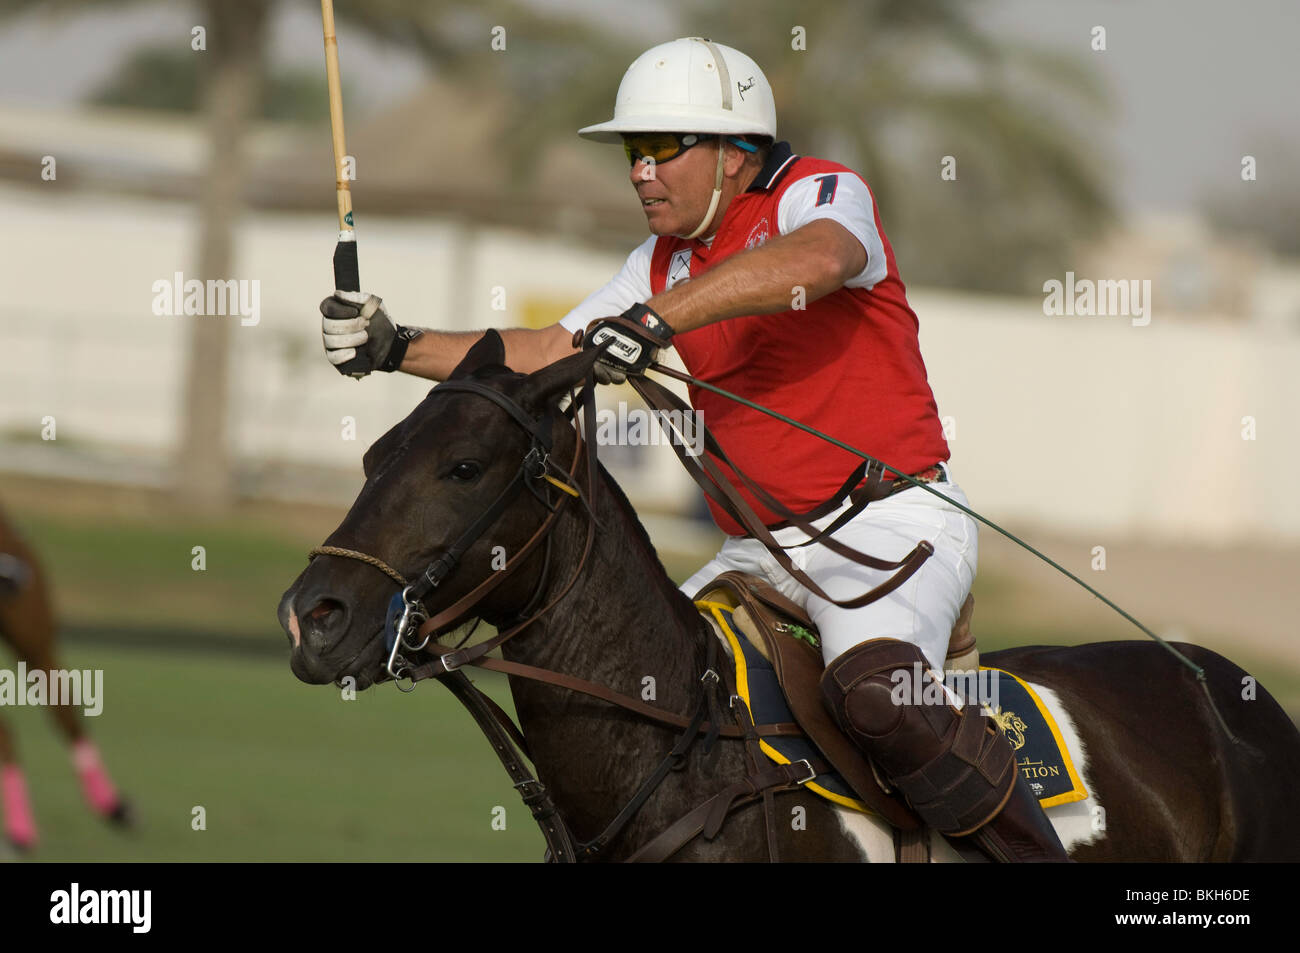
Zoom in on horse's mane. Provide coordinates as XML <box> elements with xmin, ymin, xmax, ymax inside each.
<box><xmin>589</xmin><ymin>453</ymin><xmax>703</xmax><ymax>622</ymax></box>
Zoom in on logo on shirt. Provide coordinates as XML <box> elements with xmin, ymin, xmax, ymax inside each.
<box><xmin>745</xmin><ymin>217</ymin><xmax>770</xmax><ymax>250</ymax></box>
<box><xmin>666</xmin><ymin>248</ymin><xmax>692</xmax><ymax>289</ymax></box>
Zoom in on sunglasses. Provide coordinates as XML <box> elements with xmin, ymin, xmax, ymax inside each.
<box><xmin>623</xmin><ymin>133</ymin><xmax>757</xmax><ymax>166</ymax></box>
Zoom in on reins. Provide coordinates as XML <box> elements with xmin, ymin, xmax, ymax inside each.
<box><xmin>307</xmin><ymin>341</ymin><xmax>1238</xmax><ymax>863</ymax></box>
<box><xmin>636</xmin><ymin>360</ymin><xmax>1241</xmax><ymax>745</ymax></box>
<box><xmin>307</xmin><ymin>366</ymin><xmax>825</xmax><ymax>862</ymax></box>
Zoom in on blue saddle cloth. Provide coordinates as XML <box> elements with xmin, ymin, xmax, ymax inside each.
<box><xmin>704</xmin><ymin>603</ymin><xmax>1087</xmax><ymax>814</ymax></box>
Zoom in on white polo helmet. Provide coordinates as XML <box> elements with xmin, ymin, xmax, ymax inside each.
<box><xmin>578</xmin><ymin>37</ymin><xmax>777</xmax><ymax>142</ymax></box>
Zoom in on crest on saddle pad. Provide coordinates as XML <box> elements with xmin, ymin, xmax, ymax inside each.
<box><xmin>694</xmin><ymin>573</ymin><xmax>1088</xmax><ymax>818</ymax></box>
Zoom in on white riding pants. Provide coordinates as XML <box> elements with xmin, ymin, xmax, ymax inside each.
<box><xmin>680</xmin><ymin>463</ymin><xmax>978</xmax><ymax>672</ymax></box>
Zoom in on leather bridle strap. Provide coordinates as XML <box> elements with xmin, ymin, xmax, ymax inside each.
<box><xmin>625</xmin><ymin>757</ymin><xmax>830</xmax><ymax>863</ymax></box>
<box><xmin>401</xmin><ymin>380</ymin><xmax>558</xmax><ymax>606</ymax></box>
<box><xmin>462</xmin><ymin>655</ymin><xmax>803</xmax><ymax>740</ymax></box>
<box><xmin>573</xmin><ymin>633</ymin><xmax>721</xmax><ymax>859</ymax></box>
<box><xmin>438</xmin><ymin>669</ymin><xmax>578</xmax><ymax>863</ymax></box>
<box><xmin>395</xmin><ymin>385</ymin><xmax>591</xmax><ymax>652</ymax></box>
<box><xmin>405</xmin><ymin>371</ymin><xmax>608</xmax><ymax>676</ymax></box>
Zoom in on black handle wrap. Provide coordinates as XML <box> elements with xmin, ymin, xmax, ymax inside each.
<box><xmin>333</xmin><ymin>239</ymin><xmax>360</xmax><ymax>293</ymax></box>
<box><xmin>332</xmin><ymin>239</ymin><xmax>370</xmax><ymax>377</ymax></box>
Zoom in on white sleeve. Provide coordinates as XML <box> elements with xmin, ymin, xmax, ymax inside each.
<box><xmin>558</xmin><ymin>236</ymin><xmax>657</xmax><ymax>335</ymax></box>
<box><xmin>776</xmin><ymin>172</ymin><xmax>888</xmax><ymax>290</ymax></box>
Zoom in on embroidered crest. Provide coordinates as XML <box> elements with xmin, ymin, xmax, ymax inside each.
<box><xmin>745</xmin><ymin>217</ymin><xmax>770</xmax><ymax>250</ymax></box>
<box><xmin>666</xmin><ymin>248</ymin><xmax>692</xmax><ymax>289</ymax></box>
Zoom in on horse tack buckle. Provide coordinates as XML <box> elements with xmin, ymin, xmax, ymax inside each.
<box><xmin>523</xmin><ymin>445</ymin><xmax>549</xmax><ymax>480</ymax></box>
<box><xmin>792</xmin><ymin>759</ymin><xmax>817</xmax><ymax>785</ymax></box>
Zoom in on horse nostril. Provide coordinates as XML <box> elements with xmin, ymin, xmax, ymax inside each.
<box><xmin>298</xmin><ymin>596</ymin><xmax>351</xmax><ymax>649</ymax></box>
<box><xmin>308</xmin><ymin>598</ymin><xmax>344</xmax><ymax>623</ymax></box>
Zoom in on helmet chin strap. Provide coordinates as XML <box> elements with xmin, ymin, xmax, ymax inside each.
<box><xmin>683</xmin><ymin>139</ymin><xmax>727</xmax><ymax>241</ymax></box>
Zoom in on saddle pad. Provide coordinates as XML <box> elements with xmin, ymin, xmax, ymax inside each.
<box><xmin>701</xmin><ymin>601</ymin><xmax>870</xmax><ymax>812</ymax></box>
<box><xmin>698</xmin><ymin>602</ymin><xmax>1088</xmax><ymax>814</ymax></box>
<box><xmin>978</xmin><ymin>668</ymin><xmax>1089</xmax><ymax>808</ymax></box>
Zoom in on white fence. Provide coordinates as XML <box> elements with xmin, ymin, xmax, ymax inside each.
<box><xmin>2</xmin><ymin>183</ymin><xmax>1297</xmax><ymax>545</ymax></box>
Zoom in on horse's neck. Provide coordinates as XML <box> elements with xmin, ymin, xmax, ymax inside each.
<box><xmin>502</xmin><ymin>469</ymin><xmax>706</xmax><ymax>711</ymax></box>
<box><xmin>497</xmin><ymin>469</ymin><xmax>713</xmax><ymax>835</ymax></box>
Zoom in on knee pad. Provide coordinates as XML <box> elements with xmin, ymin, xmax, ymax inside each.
<box><xmin>820</xmin><ymin>638</ymin><xmax>1015</xmax><ymax>835</ymax></box>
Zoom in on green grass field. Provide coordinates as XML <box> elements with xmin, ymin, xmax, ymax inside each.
<box><xmin>8</xmin><ymin>644</ymin><xmax>544</xmax><ymax>862</ymax></box>
<box><xmin>3</xmin><ymin>476</ymin><xmax>1296</xmax><ymax>862</ymax></box>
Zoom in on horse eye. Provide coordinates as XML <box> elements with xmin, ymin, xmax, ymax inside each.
<box><xmin>449</xmin><ymin>461</ymin><xmax>480</xmax><ymax>482</ymax></box>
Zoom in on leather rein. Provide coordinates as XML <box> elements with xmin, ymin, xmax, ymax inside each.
<box><xmin>306</xmin><ymin>369</ymin><xmax>928</xmax><ymax>861</ymax></box>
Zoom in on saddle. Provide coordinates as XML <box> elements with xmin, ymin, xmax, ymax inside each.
<box><xmin>694</xmin><ymin>570</ymin><xmax>979</xmax><ymax>833</ymax></box>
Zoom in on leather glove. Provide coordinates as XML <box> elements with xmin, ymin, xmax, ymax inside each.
<box><xmin>582</xmin><ymin>303</ymin><xmax>674</xmax><ymax>385</ymax></box>
<box><xmin>320</xmin><ymin>291</ymin><xmax>420</xmax><ymax>376</ymax></box>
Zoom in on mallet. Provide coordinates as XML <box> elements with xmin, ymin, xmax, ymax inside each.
<box><xmin>320</xmin><ymin>0</ymin><xmax>367</xmax><ymax>377</ymax></box>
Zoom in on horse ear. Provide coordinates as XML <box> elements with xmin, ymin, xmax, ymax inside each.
<box><xmin>449</xmin><ymin>329</ymin><xmax>507</xmax><ymax>379</ymax></box>
<box><xmin>518</xmin><ymin>346</ymin><xmax>605</xmax><ymax>412</ymax></box>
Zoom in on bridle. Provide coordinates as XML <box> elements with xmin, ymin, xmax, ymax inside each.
<box><xmin>309</xmin><ymin>376</ymin><xmax>593</xmax><ymax>689</ymax></box>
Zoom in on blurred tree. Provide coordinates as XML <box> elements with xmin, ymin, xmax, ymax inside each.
<box><xmin>0</xmin><ymin>0</ymin><xmax>624</xmax><ymax>511</ymax></box>
<box><xmin>679</xmin><ymin>0</ymin><xmax>1115</xmax><ymax>293</ymax></box>
<box><xmin>91</xmin><ymin>46</ymin><xmax>329</xmax><ymax>121</ymax></box>
<box><xmin>1202</xmin><ymin>139</ymin><xmax>1300</xmax><ymax>258</ymax></box>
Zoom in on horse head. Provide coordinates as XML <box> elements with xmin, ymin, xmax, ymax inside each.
<box><xmin>278</xmin><ymin>332</ymin><xmax>603</xmax><ymax>690</ymax></box>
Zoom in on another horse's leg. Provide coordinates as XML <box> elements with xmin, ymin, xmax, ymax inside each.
<box><xmin>0</xmin><ymin>529</ymin><xmax>128</xmax><ymax>827</ymax></box>
<box><xmin>9</xmin><ymin>619</ymin><xmax>126</xmax><ymax>824</ymax></box>
<box><xmin>0</xmin><ymin>716</ymin><xmax>38</xmax><ymax>851</ymax></box>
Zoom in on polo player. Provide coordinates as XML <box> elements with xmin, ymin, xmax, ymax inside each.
<box><xmin>317</xmin><ymin>37</ymin><xmax>1068</xmax><ymax>862</ymax></box>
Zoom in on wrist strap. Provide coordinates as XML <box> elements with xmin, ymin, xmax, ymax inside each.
<box><xmin>621</xmin><ymin>303</ymin><xmax>673</xmax><ymax>343</ymax></box>
<box><xmin>380</xmin><ymin>325</ymin><xmax>421</xmax><ymax>373</ymax></box>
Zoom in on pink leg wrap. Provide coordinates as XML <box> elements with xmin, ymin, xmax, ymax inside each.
<box><xmin>2</xmin><ymin>764</ymin><xmax>38</xmax><ymax>848</ymax></box>
<box><xmin>72</xmin><ymin>739</ymin><xmax>120</xmax><ymax>816</ymax></box>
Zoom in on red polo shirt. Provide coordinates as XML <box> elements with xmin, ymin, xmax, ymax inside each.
<box><xmin>562</xmin><ymin>142</ymin><xmax>950</xmax><ymax>536</ymax></box>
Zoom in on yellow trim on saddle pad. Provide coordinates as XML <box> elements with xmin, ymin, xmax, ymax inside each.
<box><xmin>694</xmin><ymin>599</ymin><xmax>1090</xmax><ymax>815</ymax></box>
<box><xmin>977</xmin><ymin>667</ymin><xmax>1089</xmax><ymax>807</ymax></box>
<box><xmin>696</xmin><ymin>599</ymin><xmax>872</xmax><ymax>814</ymax></box>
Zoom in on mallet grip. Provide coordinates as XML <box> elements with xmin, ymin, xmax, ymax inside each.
<box><xmin>321</xmin><ymin>0</ymin><xmax>368</xmax><ymax>376</ymax></box>
<box><xmin>333</xmin><ymin>238</ymin><xmax>359</xmax><ymax>293</ymax></box>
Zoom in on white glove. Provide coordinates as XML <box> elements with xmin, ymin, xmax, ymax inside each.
<box><xmin>320</xmin><ymin>291</ymin><xmax>414</xmax><ymax>375</ymax></box>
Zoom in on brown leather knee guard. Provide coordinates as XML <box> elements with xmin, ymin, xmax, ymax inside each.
<box><xmin>820</xmin><ymin>638</ymin><xmax>1015</xmax><ymax>835</ymax></box>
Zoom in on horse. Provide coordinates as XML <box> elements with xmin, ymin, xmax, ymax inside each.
<box><xmin>277</xmin><ymin>333</ymin><xmax>1300</xmax><ymax>861</ymax></box>
<box><xmin>0</xmin><ymin>505</ymin><xmax>131</xmax><ymax>854</ymax></box>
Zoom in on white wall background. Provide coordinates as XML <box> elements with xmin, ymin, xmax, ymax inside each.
<box><xmin>2</xmin><ymin>184</ymin><xmax>1296</xmax><ymax>545</ymax></box>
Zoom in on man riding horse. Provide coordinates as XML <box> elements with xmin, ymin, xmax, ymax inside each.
<box><xmin>318</xmin><ymin>37</ymin><xmax>1068</xmax><ymax>862</ymax></box>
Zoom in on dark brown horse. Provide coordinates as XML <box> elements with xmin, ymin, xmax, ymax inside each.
<box><xmin>278</xmin><ymin>335</ymin><xmax>1300</xmax><ymax>861</ymax></box>
<box><xmin>0</xmin><ymin>505</ymin><xmax>130</xmax><ymax>853</ymax></box>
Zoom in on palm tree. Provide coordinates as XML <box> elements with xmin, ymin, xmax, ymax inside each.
<box><xmin>0</xmin><ymin>0</ymin><xmax>624</xmax><ymax>510</ymax></box>
<box><xmin>681</xmin><ymin>0</ymin><xmax>1114</xmax><ymax>292</ymax></box>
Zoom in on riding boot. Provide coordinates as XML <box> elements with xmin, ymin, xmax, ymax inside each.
<box><xmin>820</xmin><ymin>637</ymin><xmax>1070</xmax><ymax>862</ymax></box>
<box><xmin>962</xmin><ymin>768</ymin><xmax>1070</xmax><ymax>862</ymax></box>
